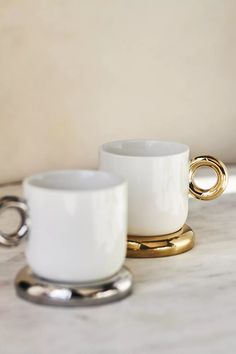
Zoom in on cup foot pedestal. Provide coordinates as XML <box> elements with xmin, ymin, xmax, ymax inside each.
<box><xmin>15</xmin><ymin>266</ymin><xmax>133</xmax><ymax>307</ymax></box>
<box><xmin>127</xmin><ymin>224</ymin><xmax>195</xmax><ymax>258</ymax></box>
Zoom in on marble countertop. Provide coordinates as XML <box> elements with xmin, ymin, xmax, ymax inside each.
<box><xmin>0</xmin><ymin>168</ymin><xmax>236</xmax><ymax>354</ymax></box>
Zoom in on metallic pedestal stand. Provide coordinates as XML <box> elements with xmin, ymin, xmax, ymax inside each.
<box><xmin>127</xmin><ymin>224</ymin><xmax>195</xmax><ymax>258</ymax></box>
<box><xmin>15</xmin><ymin>266</ymin><xmax>133</xmax><ymax>306</ymax></box>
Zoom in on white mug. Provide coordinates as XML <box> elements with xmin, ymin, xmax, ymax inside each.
<box><xmin>0</xmin><ymin>170</ymin><xmax>127</xmax><ymax>282</ymax></box>
<box><xmin>100</xmin><ymin>139</ymin><xmax>228</xmax><ymax>236</ymax></box>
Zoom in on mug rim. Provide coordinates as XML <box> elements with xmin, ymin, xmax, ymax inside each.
<box><xmin>24</xmin><ymin>169</ymin><xmax>126</xmax><ymax>193</ymax></box>
<box><xmin>101</xmin><ymin>139</ymin><xmax>189</xmax><ymax>158</ymax></box>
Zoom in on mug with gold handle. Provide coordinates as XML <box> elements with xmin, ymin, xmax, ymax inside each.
<box><xmin>100</xmin><ymin>140</ymin><xmax>228</xmax><ymax>257</ymax></box>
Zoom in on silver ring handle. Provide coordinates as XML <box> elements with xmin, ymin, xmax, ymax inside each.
<box><xmin>0</xmin><ymin>196</ymin><xmax>28</xmax><ymax>247</ymax></box>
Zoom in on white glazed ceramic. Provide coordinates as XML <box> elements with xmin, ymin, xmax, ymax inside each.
<box><xmin>23</xmin><ymin>170</ymin><xmax>127</xmax><ymax>282</ymax></box>
<box><xmin>100</xmin><ymin>140</ymin><xmax>190</xmax><ymax>236</ymax></box>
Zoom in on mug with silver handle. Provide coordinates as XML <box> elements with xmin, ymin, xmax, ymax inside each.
<box><xmin>0</xmin><ymin>170</ymin><xmax>127</xmax><ymax>282</ymax></box>
<box><xmin>0</xmin><ymin>170</ymin><xmax>133</xmax><ymax>306</ymax></box>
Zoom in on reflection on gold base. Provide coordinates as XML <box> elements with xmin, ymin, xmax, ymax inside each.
<box><xmin>127</xmin><ymin>224</ymin><xmax>195</xmax><ymax>258</ymax></box>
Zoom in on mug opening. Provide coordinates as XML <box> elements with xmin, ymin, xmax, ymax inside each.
<box><xmin>102</xmin><ymin>139</ymin><xmax>189</xmax><ymax>157</ymax></box>
<box><xmin>25</xmin><ymin>170</ymin><xmax>124</xmax><ymax>191</ymax></box>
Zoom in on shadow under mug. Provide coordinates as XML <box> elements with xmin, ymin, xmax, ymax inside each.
<box><xmin>0</xmin><ymin>170</ymin><xmax>127</xmax><ymax>283</ymax></box>
<box><xmin>100</xmin><ymin>139</ymin><xmax>228</xmax><ymax>236</ymax></box>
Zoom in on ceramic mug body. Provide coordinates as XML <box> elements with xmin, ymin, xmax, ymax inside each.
<box><xmin>100</xmin><ymin>140</ymin><xmax>228</xmax><ymax>236</ymax></box>
<box><xmin>22</xmin><ymin>170</ymin><xmax>127</xmax><ymax>282</ymax></box>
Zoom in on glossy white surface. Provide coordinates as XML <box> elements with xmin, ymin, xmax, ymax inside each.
<box><xmin>24</xmin><ymin>170</ymin><xmax>127</xmax><ymax>282</ymax></box>
<box><xmin>100</xmin><ymin>140</ymin><xmax>190</xmax><ymax>235</ymax></box>
<box><xmin>0</xmin><ymin>166</ymin><xmax>235</xmax><ymax>354</ymax></box>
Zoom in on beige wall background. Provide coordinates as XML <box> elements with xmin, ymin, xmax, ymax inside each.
<box><xmin>0</xmin><ymin>0</ymin><xmax>236</xmax><ymax>183</ymax></box>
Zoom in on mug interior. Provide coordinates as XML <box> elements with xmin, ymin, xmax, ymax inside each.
<box><xmin>102</xmin><ymin>140</ymin><xmax>189</xmax><ymax>157</ymax></box>
<box><xmin>25</xmin><ymin>170</ymin><xmax>124</xmax><ymax>191</ymax></box>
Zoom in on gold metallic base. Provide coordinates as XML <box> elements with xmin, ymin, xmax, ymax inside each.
<box><xmin>127</xmin><ymin>224</ymin><xmax>195</xmax><ymax>258</ymax></box>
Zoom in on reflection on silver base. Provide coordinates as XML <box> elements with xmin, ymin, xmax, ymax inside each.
<box><xmin>15</xmin><ymin>266</ymin><xmax>133</xmax><ymax>307</ymax></box>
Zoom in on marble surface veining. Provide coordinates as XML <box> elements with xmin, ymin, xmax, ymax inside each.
<box><xmin>0</xmin><ymin>169</ymin><xmax>236</xmax><ymax>354</ymax></box>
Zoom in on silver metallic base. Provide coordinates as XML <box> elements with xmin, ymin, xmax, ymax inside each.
<box><xmin>15</xmin><ymin>266</ymin><xmax>133</xmax><ymax>307</ymax></box>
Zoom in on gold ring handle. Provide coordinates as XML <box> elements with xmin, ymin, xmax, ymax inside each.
<box><xmin>189</xmin><ymin>155</ymin><xmax>228</xmax><ymax>201</ymax></box>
